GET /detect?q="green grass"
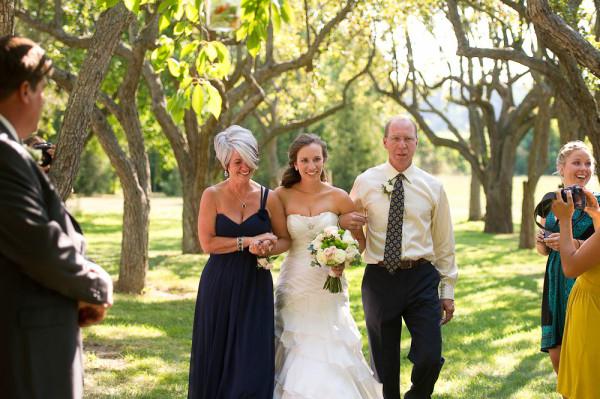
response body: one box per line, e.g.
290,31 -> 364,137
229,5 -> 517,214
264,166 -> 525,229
73,175 -> 582,398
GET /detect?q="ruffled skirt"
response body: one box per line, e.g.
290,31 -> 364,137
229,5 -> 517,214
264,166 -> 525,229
274,287 -> 383,399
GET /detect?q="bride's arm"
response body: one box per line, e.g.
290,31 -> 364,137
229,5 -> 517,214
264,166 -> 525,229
335,189 -> 366,253
265,189 -> 291,255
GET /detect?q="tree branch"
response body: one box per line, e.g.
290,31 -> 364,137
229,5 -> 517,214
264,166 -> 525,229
527,0 -> 600,78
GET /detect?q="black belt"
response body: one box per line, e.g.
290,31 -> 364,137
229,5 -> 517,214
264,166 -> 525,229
375,258 -> 428,270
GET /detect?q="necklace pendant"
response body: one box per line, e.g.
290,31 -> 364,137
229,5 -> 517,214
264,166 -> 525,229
242,203 -> 246,209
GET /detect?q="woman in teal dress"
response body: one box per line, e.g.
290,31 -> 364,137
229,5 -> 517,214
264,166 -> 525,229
536,140 -> 596,374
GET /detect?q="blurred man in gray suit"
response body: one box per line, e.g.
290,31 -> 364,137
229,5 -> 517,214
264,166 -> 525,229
0,35 -> 113,399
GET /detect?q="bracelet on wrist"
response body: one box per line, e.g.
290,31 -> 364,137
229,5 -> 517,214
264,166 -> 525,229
236,237 -> 244,252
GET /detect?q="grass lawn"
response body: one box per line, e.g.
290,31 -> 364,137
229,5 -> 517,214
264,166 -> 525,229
73,175 -> 591,398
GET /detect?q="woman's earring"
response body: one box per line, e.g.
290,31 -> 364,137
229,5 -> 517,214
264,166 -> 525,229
224,170 -> 229,178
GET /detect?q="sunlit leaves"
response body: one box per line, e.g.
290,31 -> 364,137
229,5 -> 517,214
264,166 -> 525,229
97,0 -> 121,10
191,84 -> 204,114
237,0 -> 291,56
204,83 -> 222,118
123,0 -> 141,12
166,58 -> 181,77
102,0 -> 286,122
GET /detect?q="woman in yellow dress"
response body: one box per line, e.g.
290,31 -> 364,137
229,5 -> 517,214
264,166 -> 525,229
552,187 -> 600,399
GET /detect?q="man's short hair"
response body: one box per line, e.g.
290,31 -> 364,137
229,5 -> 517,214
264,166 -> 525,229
0,36 -> 53,101
384,116 -> 418,139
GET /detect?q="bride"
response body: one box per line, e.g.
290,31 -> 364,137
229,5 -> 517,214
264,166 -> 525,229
274,134 -> 383,398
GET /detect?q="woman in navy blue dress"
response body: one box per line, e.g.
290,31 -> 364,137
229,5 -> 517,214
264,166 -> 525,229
188,125 -> 290,399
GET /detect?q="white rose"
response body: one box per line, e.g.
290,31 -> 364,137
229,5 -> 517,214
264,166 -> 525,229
342,230 -> 356,245
334,248 -> 346,264
316,250 -> 328,266
385,182 -> 394,192
323,226 -> 339,237
312,238 -> 323,250
345,246 -> 359,261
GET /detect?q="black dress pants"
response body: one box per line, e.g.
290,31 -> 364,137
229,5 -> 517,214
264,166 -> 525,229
362,262 -> 444,399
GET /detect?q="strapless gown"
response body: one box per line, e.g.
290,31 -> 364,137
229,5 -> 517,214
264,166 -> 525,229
274,211 -> 383,399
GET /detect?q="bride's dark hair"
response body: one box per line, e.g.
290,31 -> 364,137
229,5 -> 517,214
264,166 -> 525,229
281,133 -> 328,188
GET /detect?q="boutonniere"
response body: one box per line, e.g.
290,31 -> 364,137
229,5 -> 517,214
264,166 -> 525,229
381,176 -> 397,199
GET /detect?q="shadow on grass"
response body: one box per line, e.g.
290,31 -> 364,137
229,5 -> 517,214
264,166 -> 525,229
148,254 -> 206,280
84,297 -> 196,398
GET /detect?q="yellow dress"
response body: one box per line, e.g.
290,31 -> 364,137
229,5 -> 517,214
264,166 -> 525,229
557,265 -> 600,398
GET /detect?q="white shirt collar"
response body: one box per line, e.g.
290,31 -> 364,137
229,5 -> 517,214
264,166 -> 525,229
384,161 -> 414,184
0,114 -> 20,143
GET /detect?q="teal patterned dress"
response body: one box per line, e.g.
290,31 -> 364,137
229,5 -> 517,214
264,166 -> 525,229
540,197 -> 598,352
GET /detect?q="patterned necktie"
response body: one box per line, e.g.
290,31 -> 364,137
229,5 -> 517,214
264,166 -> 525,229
383,174 -> 404,274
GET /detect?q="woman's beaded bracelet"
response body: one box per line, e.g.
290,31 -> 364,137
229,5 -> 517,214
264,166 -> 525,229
237,236 -> 244,252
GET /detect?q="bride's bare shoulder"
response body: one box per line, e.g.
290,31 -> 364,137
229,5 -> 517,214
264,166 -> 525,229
327,185 -> 351,199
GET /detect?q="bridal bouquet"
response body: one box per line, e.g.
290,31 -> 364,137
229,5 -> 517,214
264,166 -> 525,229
308,226 -> 362,293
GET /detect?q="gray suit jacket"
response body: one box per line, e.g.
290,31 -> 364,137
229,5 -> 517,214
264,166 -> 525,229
0,125 -> 112,399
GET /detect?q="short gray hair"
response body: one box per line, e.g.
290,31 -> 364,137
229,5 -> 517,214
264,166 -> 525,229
214,125 -> 259,171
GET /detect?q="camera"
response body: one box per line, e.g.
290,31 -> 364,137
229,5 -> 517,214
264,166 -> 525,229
32,142 -> 53,167
534,185 -> 587,223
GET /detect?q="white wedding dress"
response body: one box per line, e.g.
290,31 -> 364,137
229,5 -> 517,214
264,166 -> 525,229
274,211 -> 383,399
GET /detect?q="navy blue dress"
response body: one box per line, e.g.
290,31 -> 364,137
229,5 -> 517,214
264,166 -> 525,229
188,187 -> 274,399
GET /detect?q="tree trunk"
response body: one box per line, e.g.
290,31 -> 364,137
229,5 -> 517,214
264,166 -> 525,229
89,106 -> 150,294
181,173 -> 201,254
49,3 -> 131,200
483,171 -> 514,233
117,184 -> 150,293
0,0 -> 15,35
469,167 -> 483,221
520,180 -> 537,248
181,123 -> 213,254
519,91 -> 551,248
554,95 -> 581,143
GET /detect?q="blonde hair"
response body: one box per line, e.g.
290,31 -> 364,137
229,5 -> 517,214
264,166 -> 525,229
556,140 -> 595,175
214,125 -> 259,171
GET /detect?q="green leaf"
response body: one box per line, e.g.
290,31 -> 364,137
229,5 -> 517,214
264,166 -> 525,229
204,42 -> 218,62
159,14 -> 171,32
157,0 -> 176,14
213,41 -> 229,62
173,21 -> 187,35
167,58 -> 181,77
185,2 -> 199,22
204,83 -> 222,119
123,0 -> 140,13
180,41 -> 198,59
236,25 -> 248,41
174,0 -> 185,20
191,84 -> 204,115
195,52 -> 208,74
180,76 -> 194,90
270,3 -> 281,31
280,0 -> 292,22
247,31 -> 261,57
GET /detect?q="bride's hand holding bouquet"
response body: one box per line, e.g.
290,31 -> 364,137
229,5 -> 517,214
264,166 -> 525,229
308,226 -> 362,293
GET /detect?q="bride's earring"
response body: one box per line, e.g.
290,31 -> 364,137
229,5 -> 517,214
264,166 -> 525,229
224,170 -> 229,178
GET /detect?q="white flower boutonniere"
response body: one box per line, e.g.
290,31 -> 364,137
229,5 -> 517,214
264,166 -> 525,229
382,176 -> 397,199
